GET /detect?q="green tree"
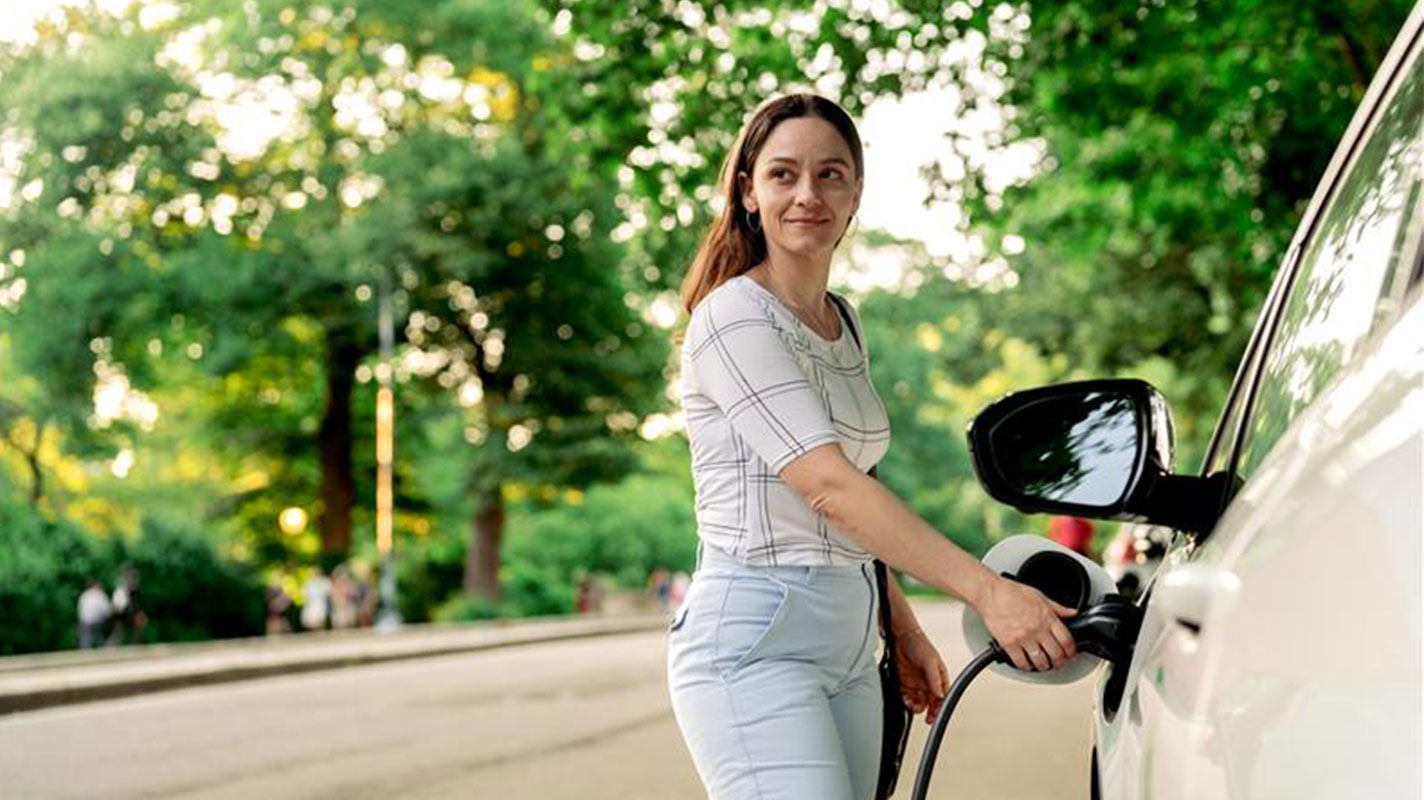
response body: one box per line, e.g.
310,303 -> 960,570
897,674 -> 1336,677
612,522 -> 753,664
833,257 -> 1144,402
0,1 -> 670,601
953,0 -> 1415,425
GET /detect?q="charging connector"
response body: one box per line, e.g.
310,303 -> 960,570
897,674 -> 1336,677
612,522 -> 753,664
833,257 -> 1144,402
909,599 -> 1142,800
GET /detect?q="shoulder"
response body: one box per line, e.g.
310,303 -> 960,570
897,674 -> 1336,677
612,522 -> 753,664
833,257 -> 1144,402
685,277 -> 777,349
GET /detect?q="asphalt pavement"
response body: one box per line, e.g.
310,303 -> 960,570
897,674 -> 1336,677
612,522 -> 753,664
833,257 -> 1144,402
0,600 -> 1094,799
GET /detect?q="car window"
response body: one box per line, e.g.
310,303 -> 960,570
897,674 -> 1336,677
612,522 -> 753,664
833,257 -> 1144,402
1200,252 -> 1290,479
1235,49 -> 1424,480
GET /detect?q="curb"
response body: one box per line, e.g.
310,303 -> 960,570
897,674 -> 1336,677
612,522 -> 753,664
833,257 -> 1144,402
0,613 -> 669,716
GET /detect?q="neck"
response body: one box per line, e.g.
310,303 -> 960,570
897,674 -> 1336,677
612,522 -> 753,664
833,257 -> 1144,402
751,244 -> 833,312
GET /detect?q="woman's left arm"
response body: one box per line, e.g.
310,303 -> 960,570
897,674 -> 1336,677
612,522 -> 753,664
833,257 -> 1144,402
883,568 -> 922,638
884,568 -> 952,724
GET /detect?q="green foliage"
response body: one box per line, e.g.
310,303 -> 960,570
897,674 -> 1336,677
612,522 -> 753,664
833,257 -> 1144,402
0,0 -> 672,588
0,495 -> 264,654
111,519 -> 267,643
1,0 -> 1411,638
0,498 -> 107,654
399,454 -> 696,622
431,563 -> 576,621
503,472 -> 698,590
961,0 -> 1416,421
395,531 -> 467,624
431,593 -> 499,624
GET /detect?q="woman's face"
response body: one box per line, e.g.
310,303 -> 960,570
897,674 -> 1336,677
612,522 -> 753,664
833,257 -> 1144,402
741,116 -> 862,260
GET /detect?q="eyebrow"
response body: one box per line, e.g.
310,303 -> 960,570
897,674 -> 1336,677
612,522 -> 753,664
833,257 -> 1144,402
763,156 -> 853,169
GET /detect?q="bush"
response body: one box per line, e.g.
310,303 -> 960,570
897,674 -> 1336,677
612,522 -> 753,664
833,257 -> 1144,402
503,473 -> 697,590
111,519 -> 266,644
431,592 -> 499,623
0,500 -> 107,654
396,532 -> 466,624
0,498 -> 265,654
406,541 -> 576,622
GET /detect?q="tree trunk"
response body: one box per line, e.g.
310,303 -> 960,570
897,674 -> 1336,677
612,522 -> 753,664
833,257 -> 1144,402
25,441 -> 42,509
318,330 -> 360,563
464,485 -> 505,602
23,420 -> 45,509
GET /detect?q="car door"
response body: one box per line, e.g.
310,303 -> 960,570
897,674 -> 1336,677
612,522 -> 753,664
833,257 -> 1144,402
1097,8 -> 1424,800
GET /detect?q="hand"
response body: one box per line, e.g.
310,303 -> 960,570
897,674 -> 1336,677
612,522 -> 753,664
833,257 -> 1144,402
894,628 -> 950,725
975,575 -> 1078,672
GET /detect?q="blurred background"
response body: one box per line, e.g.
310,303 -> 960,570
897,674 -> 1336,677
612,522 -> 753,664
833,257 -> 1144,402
1,2 -> 1414,797
0,0 -> 1410,652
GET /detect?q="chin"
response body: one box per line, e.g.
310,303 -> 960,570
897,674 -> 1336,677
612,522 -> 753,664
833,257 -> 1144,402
772,234 -> 839,258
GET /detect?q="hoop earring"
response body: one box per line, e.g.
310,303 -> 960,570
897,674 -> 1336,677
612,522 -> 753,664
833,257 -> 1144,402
745,210 -> 762,233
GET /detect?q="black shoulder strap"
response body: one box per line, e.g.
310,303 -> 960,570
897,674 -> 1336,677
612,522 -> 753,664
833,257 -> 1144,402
827,292 -> 862,352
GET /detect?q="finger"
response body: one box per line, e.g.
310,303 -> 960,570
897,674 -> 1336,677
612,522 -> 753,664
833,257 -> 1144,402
931,661 -> 948,697
1007,646 -> 1032,671
1026,644 -> 1051,672
1040,636 -> 1067,670
1051,600 -> 1079,618
1051,620 -> 1078,661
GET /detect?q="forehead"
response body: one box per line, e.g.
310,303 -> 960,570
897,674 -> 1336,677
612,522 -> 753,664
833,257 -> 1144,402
755,117 -> 855,166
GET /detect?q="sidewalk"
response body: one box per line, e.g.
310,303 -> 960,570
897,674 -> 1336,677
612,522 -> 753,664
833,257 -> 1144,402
0,612 -> 669,716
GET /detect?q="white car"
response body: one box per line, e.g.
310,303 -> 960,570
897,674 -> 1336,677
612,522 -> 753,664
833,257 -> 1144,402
964,5 -> 1422,798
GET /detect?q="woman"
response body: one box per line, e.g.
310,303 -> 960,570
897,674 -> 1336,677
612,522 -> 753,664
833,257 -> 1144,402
668,93 -> 1077,800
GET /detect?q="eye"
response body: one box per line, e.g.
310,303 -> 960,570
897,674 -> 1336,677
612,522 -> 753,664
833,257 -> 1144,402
821,167 -> 844,180
770,168 -> 792,180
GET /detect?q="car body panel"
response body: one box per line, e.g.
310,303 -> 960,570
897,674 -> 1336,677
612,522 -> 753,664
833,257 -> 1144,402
1101,293 -> 1423,800
1094,5 -> 1424,797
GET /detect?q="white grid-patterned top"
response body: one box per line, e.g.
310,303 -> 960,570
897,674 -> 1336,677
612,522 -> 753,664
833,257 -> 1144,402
680,275 -> 891,565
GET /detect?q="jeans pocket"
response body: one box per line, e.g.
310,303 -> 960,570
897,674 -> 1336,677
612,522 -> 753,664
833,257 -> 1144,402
713,575 -> 791,679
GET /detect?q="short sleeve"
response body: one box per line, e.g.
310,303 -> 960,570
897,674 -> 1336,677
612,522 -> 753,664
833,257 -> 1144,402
684,287 -> 840,473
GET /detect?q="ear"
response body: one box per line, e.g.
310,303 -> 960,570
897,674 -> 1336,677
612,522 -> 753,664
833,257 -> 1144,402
738,170 -> 758,214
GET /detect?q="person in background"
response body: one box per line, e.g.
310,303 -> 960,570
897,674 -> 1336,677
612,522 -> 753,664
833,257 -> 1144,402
330,564 -> 359,630
107,563 -> 145,646
1047,515 -> 1095,558
576,574 -> 594,615
300,569 -> 332,632
670,570 -> 691,611
353,563 -> 377,627
648,567 -> 672,614
266,581 -> 293,635
77,580 -> 111,650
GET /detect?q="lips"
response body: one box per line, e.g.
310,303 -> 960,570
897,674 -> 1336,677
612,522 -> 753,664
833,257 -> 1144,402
785,218 -> 829,225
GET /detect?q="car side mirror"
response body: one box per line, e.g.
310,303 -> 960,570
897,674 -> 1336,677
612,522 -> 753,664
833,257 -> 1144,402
967,379 -> 1232,534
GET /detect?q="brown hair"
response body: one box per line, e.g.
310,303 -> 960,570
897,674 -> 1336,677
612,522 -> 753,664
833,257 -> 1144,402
679,93 -> 865,315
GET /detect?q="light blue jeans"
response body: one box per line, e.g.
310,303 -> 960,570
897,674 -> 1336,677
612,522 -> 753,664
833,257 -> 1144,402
667,544 -> 883,800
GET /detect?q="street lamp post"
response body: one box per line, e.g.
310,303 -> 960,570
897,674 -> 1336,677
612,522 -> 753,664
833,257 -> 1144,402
375,272 -> 400,630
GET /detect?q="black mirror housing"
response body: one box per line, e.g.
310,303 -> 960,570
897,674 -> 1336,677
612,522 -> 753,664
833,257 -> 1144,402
967,379 -> 1228,534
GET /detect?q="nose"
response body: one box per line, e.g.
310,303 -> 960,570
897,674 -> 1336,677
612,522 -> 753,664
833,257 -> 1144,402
793,174 -> 823,207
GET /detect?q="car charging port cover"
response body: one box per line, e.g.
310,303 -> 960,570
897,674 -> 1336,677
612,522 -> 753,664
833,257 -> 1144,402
1011,550 -> 1091,612
963,534 -> 1122,685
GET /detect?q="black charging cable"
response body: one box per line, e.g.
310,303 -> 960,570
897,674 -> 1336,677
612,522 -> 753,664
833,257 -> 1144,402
908,643 -> 1009,800
908,604 -> 1141,800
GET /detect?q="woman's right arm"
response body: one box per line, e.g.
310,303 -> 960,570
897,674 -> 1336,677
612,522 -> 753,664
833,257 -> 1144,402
682,290 -> 1075,671
780,442 -> 1079,672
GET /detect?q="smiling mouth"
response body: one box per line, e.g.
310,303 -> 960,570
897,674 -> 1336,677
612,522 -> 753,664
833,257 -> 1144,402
786,218 -> 829,225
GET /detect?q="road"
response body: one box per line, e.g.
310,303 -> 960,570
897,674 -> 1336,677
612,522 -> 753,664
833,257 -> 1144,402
0,602 -> 1093,799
